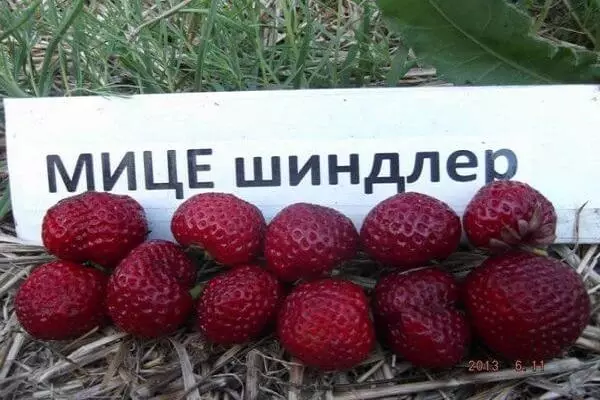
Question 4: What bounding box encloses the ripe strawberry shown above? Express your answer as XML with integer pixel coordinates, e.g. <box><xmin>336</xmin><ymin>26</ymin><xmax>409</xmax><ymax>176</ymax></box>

<box><xmin>15</xmin><ymin>260</ymin><xmax>108</xmax><ymax>340</ymax></box>
<box><xmin>373</xmin><ymin>267</ymin><xmax>459</xmax><ymax>322</ymax></box>
<box><xmin>171</xmin><ymin>192</ymin><xmax>266</xmax><ymax>266</ymax></box>
<box><xmin>277</xmin><ymin>278</ymin><xmax>375</xmax><ymax>371</ymax></box>
<box><xmin>106</xmin><ymin>240</ymin><xmax>197</xmax><ymax>338</ymax></box>
<box><xmin>124</xmin><ymin>239</ymin><xmax>197</xmax><ymax>287</ymax></box>
<box><xmin>373</xmin><ymin>267</ymin><xmax>470</xmax><ymax>368</ymax></box>
<box><xmin>360</xmin><ymin>192</ymin><xmax>461</xmax><ymax>268</ymax></box>
<box><xmin>462</xmin><ymin>180</ymin><xmax>557</xmax><ymax>250</ymax></box>
<box><xmin>386</xmin><ymin>305</ymin><xmax>471</xmax><ymax>369</ymax></box>
<box><xmin>42</xmin><ymin>191</ymin><xmax>148</xmax><ymax>268</ymax></box>
<box><xmin>463</xmin><ymin>251</ymin><xmax>590</xmax><ymax>362</ymax></box>
<box><xmin>264</xmin><ymin>203</ymin><xmax>359</xmax><ymax>282</ymax></box>
<box><xmin>197</xmin><ymin>264</ymin><xmax>284</xmax><ymax>344</ymax></box>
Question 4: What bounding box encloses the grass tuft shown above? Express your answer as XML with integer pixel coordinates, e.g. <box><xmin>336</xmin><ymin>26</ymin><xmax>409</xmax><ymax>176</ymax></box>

<box><xmin>0</xmin><ymin>0</ymin><xmax>416</xmax><ymax>97</ymax></box>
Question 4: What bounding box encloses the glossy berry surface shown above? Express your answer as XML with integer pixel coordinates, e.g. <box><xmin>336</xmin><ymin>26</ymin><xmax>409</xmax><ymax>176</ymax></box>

<box><xmin>15</xmin><ymin>260</ymin><xmax>108</xmax><ymax>340</ymax></box>
<box><xmin>463</xmin><ymin>251</ymin><xmax>590</xmax><ymax>361</ymax></box>
<box><xmin>42</xmin><ymin>191</ymin><xmax>148</xmax><ymax>268</ymax></box>
<box><xmin>360</xmin><ymin>192</ymin><xmax>461</xmax><ymax>268</ymax></box>
<box><xmin>463</xmin><ymin>180</ymin><xmax>557</xmax><ymax>249</ymax></box>
<box><xmin>106</xmin><ymin>241</ymin><xmax>196</xmax><ymax>338</ymax></box>
<box><xmin>264</xmin><ymin>203</ymin><xmax>359</xmax><ymax>282</ymax></box>
<box><xmin>373</xmin><ymin>267</ymin><xmax>470</xmax><ymax>368</ymax></box>
<box><xmin>373</xmin><ymin>267</ymin><xmax>459</xmax><ymax>321</ymax></box>
<box><xmin>386</xmin><ymin>305</ymin><xmax>471</xmax><ymax>369</ymax></box>
<box><xmin>197</xmin><ymin>264</ymin><xmax>284</xmax><ymax>344</ymax></box>
<box><xmin>277</xmin><ymin>278</ymin><xmax>375</xmax><ymax>371</ymax></box>
<box><xmin>171</xmin><ymin>192</ymin><xmax>266</xmax><ymax>266</ymax></box>
<box><xmin>124</xmin><ymin>239</ymin><xmax>197</xmax><ymax>287</ymax></box>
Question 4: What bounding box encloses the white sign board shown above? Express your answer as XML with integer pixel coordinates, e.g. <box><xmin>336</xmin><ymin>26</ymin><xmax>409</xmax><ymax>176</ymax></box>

<box><xmin>4</xmin><ymin>85</ymin><xmax>600</xmax><ymax>245</ymax></box>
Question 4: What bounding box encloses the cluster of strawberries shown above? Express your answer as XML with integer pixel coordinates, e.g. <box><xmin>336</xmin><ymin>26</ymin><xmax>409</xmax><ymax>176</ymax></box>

<box><xmin>14</xmin><ymin>180</ymin><xmax>591</xmax><ymax>371</ymax></box>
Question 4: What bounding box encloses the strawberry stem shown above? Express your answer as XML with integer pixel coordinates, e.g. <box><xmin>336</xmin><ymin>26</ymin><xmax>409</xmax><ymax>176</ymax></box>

<box><xmin>189</xmin><ymin>283</ymin><xmax>205</xmax><ymax>300</ymax></box>
<box><xmin>185</xmin><ymin>244</ymin><xmax>213</xmax><ymax>262</ymax></box>
<box><xmin>85</xmin><ymin>261</ymin><xmax>110</xmax><ymax>274</ymax></box>
<box><xmin>517</xmin><ymin>244</ymin><xmax>548</xmax><ymax>257</ymax></box>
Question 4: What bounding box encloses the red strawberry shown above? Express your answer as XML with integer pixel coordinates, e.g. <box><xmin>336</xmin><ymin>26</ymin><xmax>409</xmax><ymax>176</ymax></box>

<box><xmin>42</xmin><ymin>191</ymin><xmax>148</xmax><ymax>268</ymax></box>
<box><xmin>171</xmin><ymin>192</ymin><xmax>266</xmax><ymax>266</ymax></box>
<box><xmin>124</xmin><ymin>239</ymin><xmax>197</xmax><ymax>287</ymax></box>
<box><xmin>386</xmin><ymin>305</ymin><xmax>471</xmax><ymax>369</ymax></box>
<box><xmin>463</xmin><ymin>251</ymin><xmax>590</xmax><ymax>362</ymax></box>
<box><xmin>360</xmin><ymin>192</ymin><xmax>461</xmax><ymax>268</ymax></box>
<box><xmin>373</xmin><ymin>267</ymin><xmax>459</xmax><ymax>321</ymax></box>
<box><xmin>462</xmin><ymin>180</ymin><xmax>557</xmax><ymax>250</ymax></box>
<box><xmin>15</xmin><ymin>260</ymin><xmax>108</xmax><ymax>340</ymax></box>
<box><xmin>106</xmin><ymin>240</ymin><xmax>196</xmax><ymax>338</ymax></box>
<box><xmin>197</xmin><ymin>264</ymin><xmax>284</xmax><ymax>344</ymax></box>
<box><xmin>373</xmin><ymin>267</ymin><xmax>470</xmax><ymax>368</ymax></box>
<box><xmin>264</xmin><ymin>203</ymin><xmax>359</xmax><ymax>282</ymax></box>
<box><xmin>277</xmin><ymin>278</ymin><xmax>375</xmax><ymax>371</ymax></box>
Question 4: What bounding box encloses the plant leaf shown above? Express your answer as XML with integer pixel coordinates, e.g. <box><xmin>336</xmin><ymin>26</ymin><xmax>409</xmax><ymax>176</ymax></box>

<box><xmin>567</xmin><ymin>0</ymin><xmax>600</xmax><ymax>50</ymax></box>
<box><xmin>385</xmin><ymin>46</ymin><xmax>412</xmax><ymax>86</ymax></box>
<box><xmin>377</xmin><ymin>0</ymin><xmax>600</xmax><ymax>84</ymax></box>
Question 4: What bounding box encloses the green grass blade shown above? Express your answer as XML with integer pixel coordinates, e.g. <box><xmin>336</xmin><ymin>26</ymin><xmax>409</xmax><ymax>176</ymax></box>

<box><xmin>37</xmin><ymin>0</ymin><xmax>86</xmax><ymax>96</ymax></box>
<box><xmin>0</xmin><ymin>183</ymin><xmax>12</xmax><ymax>221</ymax></box>
<box><xmin>291</xmin><ymin>1</ymin><xmax>312</xmax><ymax>88</ymax></box>
<box><xmin>0</xmin><ymin>0</ymin><xmax>42</xmax><ymax>42</ymax></box>
<box><xmin>194</xmin><ymin>0</ymin><xmax>219</xmax><ymax>91</ymax></box>
<box><xmin>0</xmin><ymin>50</ymin><xmax>30</xmax><ymax>97</ymax></box>
<box><xmin>70</xmin><ymin>18</ymin><xmax>84</xmax><ymax>92</ymax></box>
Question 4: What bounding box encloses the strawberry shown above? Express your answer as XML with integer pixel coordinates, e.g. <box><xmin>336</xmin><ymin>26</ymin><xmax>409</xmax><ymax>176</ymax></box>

<box><xmin>106</xmin><ymin>240</ymin><xmax>197</xmax><ymax>338</ymax></box>
<box><xmin>373</xmin><ymin>267</ymin><xmax>470</xmax><ymax>368</ymax></box>
<box><xmin>124</xmin><ymin>239</ymin><xmax>197</xmax><ymax>287</ymax></box>
<box><xmin>360</xmin><ymin>192</ymin><xmax>461</xmax><ymax>268</ymax></box>
<box><xmin>276</xmin><ymin>278</ymin><xmax>375</xmax><ymax>371</ymax></box>
<box><xmin>42</xmin><ymin>191</ymin><xmax>148</xmax><ymax>268</ymax></box>
<box><xmin>15</xmin><ymin>260</ymin><xmax>108</xmax><ymax>340</ymax></box>
<box><xmin>386</xmin><ymin>305</ymin><xmax>471</xmax><ymax>369</ymax></box>
<box><xmin>462</xmin><ymin>180</ymin><xmax>557</xmax><ymax>250</ymax></box>
<box><xmin>462</xmin><ymin>251</ymin><xmax>590</xmax><ymax>362</ymax></box>
<box><xmin>196</xmin><ymin>264</ymin><xmax>284</xmax><ymax>344</ymax></box>
<box><xmin>264</xmin><ymin>203</ymin><xmax>359</xmax><ymax>282</ymax></box>
<box><xmin>373</xmin><ymin>267</ymin><xmax>459</xmax><ymax>322</ymax></box>
<box><xmin>171</xmin><ymin>192</ymin><xmax>266</xmax><ymax>266</ymax></box>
